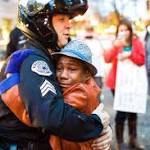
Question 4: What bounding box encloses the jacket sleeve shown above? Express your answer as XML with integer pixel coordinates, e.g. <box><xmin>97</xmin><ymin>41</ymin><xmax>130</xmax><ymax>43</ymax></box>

<box><xmin>19</xmin><ymin>54</ymin><xmax>103</xmax><ymax>142</ymax></box>
<box><xmin>129</xmin><ymin>38</ymin><xmax>145</xmax><ymax>66</ymax></box>
<box><xmin>104</xmin><ymin>45</ymin><xmax>120</xmax><ymax>63</ymax></box>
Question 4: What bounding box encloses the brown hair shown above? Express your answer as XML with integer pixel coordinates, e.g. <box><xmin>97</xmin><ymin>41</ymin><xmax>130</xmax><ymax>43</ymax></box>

<box><xmin>116</xmin><ymin>19</ymin><xmax>133</xmax><ymax>45</ymax></box>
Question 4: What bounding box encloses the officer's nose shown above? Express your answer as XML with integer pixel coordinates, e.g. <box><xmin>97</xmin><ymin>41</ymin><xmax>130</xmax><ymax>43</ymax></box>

<box><xmin>65</xmin><ymin>20</ymin><xmax>72</xmax><ymax>30</ymax></box>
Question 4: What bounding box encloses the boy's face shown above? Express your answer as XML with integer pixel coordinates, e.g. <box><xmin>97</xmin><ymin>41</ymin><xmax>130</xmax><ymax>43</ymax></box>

<box><xmin>56</xmin><ymin>55</ymin><xmax>90</xmax><ymax>91</ymax></box>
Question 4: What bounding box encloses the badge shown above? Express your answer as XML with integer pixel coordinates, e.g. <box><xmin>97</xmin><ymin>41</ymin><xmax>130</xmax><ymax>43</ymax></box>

<box><xmin>40</xmin><ymin>80</ymin><xmax>56</xmax><ymax>97</ymax></box>
<box><xmin>31</xmin><ymin>60</ymin><xmax>52</xmax><ymax>76</ymax></box>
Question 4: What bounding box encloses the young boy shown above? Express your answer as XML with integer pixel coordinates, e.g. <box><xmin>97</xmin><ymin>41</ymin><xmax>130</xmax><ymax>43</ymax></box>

<box><xmin>50</xmin><ymin>40</ymin><xmax>109</xmax><ymax>150</ymax></box>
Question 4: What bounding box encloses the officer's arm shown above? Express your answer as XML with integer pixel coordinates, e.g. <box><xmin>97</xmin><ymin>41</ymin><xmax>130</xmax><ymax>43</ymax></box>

<box><xmin>19</xmin><ymin>55</ymin><xmax>103</xmax><ymax>142</ymax></box>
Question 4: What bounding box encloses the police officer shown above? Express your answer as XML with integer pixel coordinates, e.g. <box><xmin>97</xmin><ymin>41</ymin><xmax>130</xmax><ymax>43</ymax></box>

<box><xmin>0</xmin><ymin>0</ymin><xmax>112</xmax><ymax>149</ymax></box>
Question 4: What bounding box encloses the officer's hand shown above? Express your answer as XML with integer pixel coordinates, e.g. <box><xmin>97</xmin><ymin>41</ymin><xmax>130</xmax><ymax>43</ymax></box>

<box><xmin>91</xmin><ymin>126</ymin><xmax>112</xmax><ymax>150</ymax></box>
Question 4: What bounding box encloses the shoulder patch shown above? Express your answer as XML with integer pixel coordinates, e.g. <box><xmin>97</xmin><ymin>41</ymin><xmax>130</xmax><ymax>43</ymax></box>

<box><xmin>31</xmin><ymin>60</ymin><xmax>52</xmax><ymax>76</ymax></box>
<box><xmin>40</xmin><ymin>80</ymin><xmax>56</xmax><ymax>97</ymax></box>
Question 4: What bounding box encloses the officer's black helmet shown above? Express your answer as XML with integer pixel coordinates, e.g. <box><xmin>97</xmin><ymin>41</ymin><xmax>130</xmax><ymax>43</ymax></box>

<box><xmin>17</xmin><ymin>0</ymin><xmax>88</xmax><ymax>49</ymax></box>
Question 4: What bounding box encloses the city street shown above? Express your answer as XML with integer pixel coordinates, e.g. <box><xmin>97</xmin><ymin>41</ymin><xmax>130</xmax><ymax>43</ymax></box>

<box><xmin>102</xmin><ymin>87</ymin><xmax>150</xmax><ymax>150</ymax></box>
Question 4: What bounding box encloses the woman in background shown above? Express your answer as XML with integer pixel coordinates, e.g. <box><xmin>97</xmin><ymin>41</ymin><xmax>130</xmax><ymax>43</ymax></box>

<box><xmin>104</xmin><ymin>19</ymin><xmax>145</xmax><ymax>150</ymax></box>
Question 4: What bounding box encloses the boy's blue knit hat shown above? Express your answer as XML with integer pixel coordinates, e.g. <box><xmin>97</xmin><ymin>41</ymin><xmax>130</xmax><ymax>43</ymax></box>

<box><xmin>52</xmin><ymin>40</ymin><xmax>97</xmax><ymax>75</ymax></box>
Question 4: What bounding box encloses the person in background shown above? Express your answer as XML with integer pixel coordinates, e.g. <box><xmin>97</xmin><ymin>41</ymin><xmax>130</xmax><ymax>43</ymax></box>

<box><xmin>0</xmin><ymin>27</ymin><xmax>27</xmax><ymax>80</ymax></box>
<box><xmin>83</xmin><ymin>26</ymin><xmax>105</xmax><ymax>89</ymax></box>
<box><xmin>0</xmin><ymin>0</ymin><xmax>112</xmax><ymax>149</ymax></box>
<box><xmin>145</xmin><ymin>22</ymin><xmax>150</xmax><ymax>96</ymax></box>
<box><xmin>104</xmin><ymin>19</ymin><xmax>145</xmax><ymax>150</ymax></box>
<box><xmin>6</xmin><ymin>27</ymin><xmax>27</xmax><ymax>58</ymax></box>
<box><xmin>50</xmin><ymin>39</ymin><xmax>110</xmax><ymax>150</ymax></box>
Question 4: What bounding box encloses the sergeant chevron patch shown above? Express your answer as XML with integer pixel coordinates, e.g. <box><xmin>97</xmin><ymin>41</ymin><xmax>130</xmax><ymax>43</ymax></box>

<box><xmin>40</xmin><ymin>80</ymin><xmax>56</xmax><ymax>97</ymax></box>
